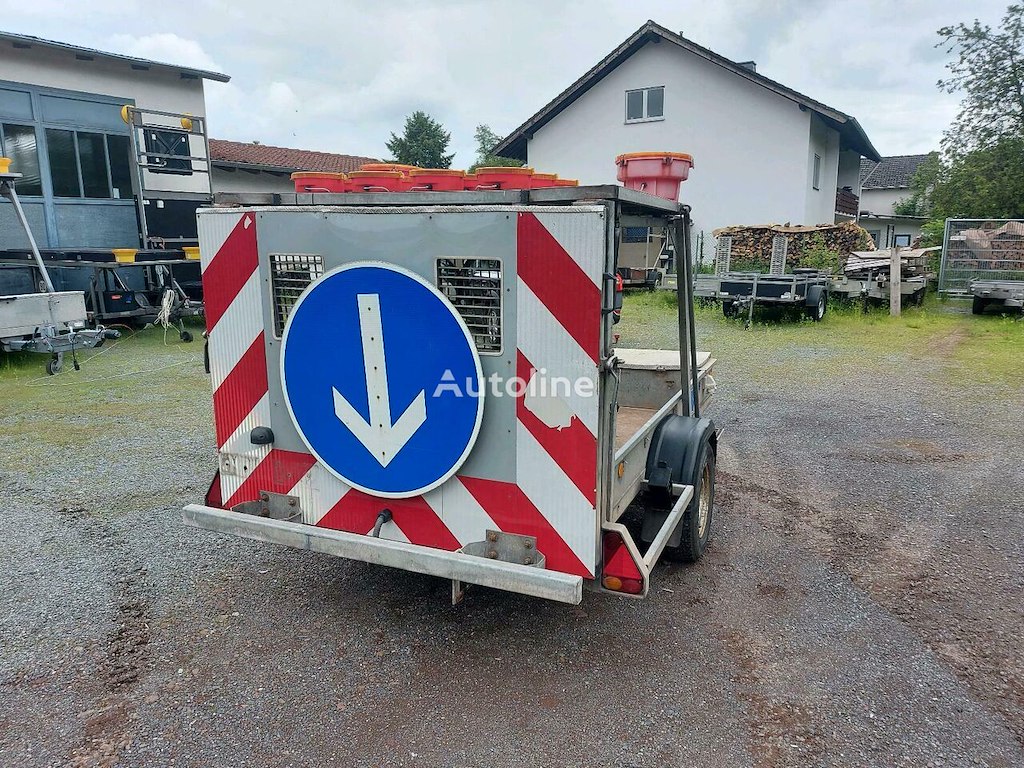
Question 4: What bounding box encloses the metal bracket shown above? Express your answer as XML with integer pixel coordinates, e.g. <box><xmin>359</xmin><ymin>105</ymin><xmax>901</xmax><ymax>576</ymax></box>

<box><xmin>232</xmin><ymin>491</ymin><xmax>302</xmax><ymax>522</ymax></box>
<box><xmin>453</xmin><ymin>530</ymin><xmax>546</xmax><ymax>604</ymax></box>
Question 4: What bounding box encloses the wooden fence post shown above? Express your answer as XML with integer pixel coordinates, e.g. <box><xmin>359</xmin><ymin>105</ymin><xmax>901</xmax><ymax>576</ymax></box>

<box><xmin>890</xmin><ymin>244</ymin><xmax>902</xmax><ymax>317</ymax></box>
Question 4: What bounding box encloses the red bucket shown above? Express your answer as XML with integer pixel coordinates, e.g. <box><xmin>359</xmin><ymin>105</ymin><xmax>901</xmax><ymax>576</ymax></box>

<box><xmin>407</xmin><ymin>168</ymin><xmax>465</xmax><ymax>191</ymax></box>
<box><xmin>291</xmin><ymin>172</ymin><xmax>347</xmax><ymax>193</ymax></box>
<box><xmin>615</xmin><ymin>152</ymin><xmax>693</xmax><ymax>201</ymax></box>
<box><xmin>359</xmin><ymin>162</ymin><xmax>419</xmax><ymax>174</ymax></box>
<box><xmin>472</xmin><ymin>166</ymin><xmax>534</xmax><ymax>190</ymax></box>
<box><xmin>348</xmin><ymin>170</ymin><xmax>408</xmax><ymax>192</ymax></box>
<box><xmin>530</xmin><ymin>172</ymin><xmax>559</xmax><ymax>189</ymax></box>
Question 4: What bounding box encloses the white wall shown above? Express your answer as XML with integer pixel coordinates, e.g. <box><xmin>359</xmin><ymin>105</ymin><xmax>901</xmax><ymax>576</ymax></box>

<box><xmin>524</xmin><ymin>41</ymin><xmax>836</xmax><ymax>237</ymax></box>
<box><xmin>805</xmin><ymin>114</ymin><xmax>839</xmax><ymax>224</ymax></box>
<box><xmin>211</xmin><ymin>167</ymin><xmax>295</xmax><ymax>194</ymax></box>
<box><xmin>859</xmin><ymin>216</ymin><xmax>923</xmax><ymax>248</ymax></box>
<box><xmin>837</xmin><ymin>150</ymin><xmax>862</xmax><ymax>195</ymax></box>
<box><xmin>0</xmin><ymin>44</ymin><xmax>210</xmax><ymax>196</ymax></box>
<box><xmin>859</xmin><ymin>187</ymin><xmax>911</xmax><ymax>217</ymax></box>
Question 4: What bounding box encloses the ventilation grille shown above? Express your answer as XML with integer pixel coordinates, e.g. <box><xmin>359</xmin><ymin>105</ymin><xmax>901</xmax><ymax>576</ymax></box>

<box><xmin>436</xmin><ymin>258</ymin><xmax>502</xmax><ymax>354</ymax></box>
<box><xmin>270</xmin><ymin>253</ymin><xmax>324</xmax><ymax>337</ymax></box>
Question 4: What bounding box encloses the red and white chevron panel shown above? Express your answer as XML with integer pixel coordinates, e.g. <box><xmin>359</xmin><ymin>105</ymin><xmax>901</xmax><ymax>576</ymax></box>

<box><xmin>201</xmin><ymin>209</ymin><xmax>604</xmax><ymax>579</ymax></box>
<box><xmin>199</xmin><ymin>212</ymin><xmax>273</xmax><ymax>508</ymax></box>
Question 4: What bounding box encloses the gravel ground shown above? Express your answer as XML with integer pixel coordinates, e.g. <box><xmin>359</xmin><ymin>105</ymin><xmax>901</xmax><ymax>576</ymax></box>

<box><xmin>0</xmin><ymin>304</ymin><xmax>1022</xmax><ymax>768</ymax></box>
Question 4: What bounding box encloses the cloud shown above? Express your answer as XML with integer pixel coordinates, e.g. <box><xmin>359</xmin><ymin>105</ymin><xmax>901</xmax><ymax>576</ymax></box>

<box><xmin>0</xmin><ymin>0</ymin><xmax>1013</xmax><ymax>163</ymax></box>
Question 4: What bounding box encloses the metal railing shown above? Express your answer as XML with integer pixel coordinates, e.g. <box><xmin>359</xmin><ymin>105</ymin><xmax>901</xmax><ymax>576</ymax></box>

<box><xmin>939</xmin><ymin>219</ymin><xmax>1024</xmax><ymax>294</ymax></box>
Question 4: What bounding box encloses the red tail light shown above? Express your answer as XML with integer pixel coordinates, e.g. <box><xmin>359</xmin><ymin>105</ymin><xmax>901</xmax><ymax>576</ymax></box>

<box><xmin>602</xmin><ymin>529</ymin><xmax>646</xmax><ymax>596</ymax></box>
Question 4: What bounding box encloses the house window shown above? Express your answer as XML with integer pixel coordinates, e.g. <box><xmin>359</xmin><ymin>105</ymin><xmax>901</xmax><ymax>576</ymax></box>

<box><xmin>625</xmin><ymin>87</ymin><xmax>665</xmax><ymax>122</ymax></box>
<box><xmin>0</xmin><ymin>123</ymin><xmax>42</xmax><ymax>196</ymax></box>
<box><xmin>144</xmin><ymin>128</ymin><xmax>192</xmax><ymax>174</ymax></box>
<box><xmin>893</xmin><ymin>234</ymin><xmax>912</xmax><ymax>247</ymax></box>
<box><xmin>812</xmin><ymin>154</ymin><xmax>821</xmax><ymax>190</ymax></box>
<box><xmin>867</xmin><ymin>230</ymin><xmax>881</xmax><ymax>247</ymax></box>
<box><xmin>45</xmin><ymin>128</ymin><xmax>133</xmax><ymax>199</ymax></box>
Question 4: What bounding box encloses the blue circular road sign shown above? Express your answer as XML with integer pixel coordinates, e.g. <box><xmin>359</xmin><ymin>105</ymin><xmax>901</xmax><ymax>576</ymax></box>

<box><xmin>281</xmin><ymin>263</ymin><xmax>484</xmax><ymax>498</ymax></box>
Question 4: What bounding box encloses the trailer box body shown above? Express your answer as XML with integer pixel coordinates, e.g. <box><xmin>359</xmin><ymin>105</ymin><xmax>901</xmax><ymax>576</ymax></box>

<box><xmin>187</xmin><ymin>187</ymin><xmax>715</xmax><ymax>604</ymax></box>
<box><xmin>198</xmin><ymin>204</ymin><xmax>611</xmax><ymax>582</ymax></box>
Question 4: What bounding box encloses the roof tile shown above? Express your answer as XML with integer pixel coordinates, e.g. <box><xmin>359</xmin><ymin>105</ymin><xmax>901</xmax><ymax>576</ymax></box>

<box><xmin>209</xmin><ymin>139</ymin><xmax>377</xmax><ymax>173</ymax></box>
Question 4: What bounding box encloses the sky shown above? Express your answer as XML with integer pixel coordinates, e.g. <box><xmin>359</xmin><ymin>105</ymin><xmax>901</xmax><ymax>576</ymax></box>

<box><xmin>0</xmin><ymin>0</ymin><xmax>1011</xmax><ymax>167</ymax></box>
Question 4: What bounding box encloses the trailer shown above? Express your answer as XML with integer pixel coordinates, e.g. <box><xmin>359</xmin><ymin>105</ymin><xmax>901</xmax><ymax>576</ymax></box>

<box><xmin>829</xmin><ymin>273</ymin><xmax>928</xmax><ymax>305</ymax></box>
<box><xmin>183</xmin><ymin>184</ymin><xmax>718</xmax><ymax>604</ymax></box>
<box><xmin>695</xmin><ymin>270</ymin><xmax>830</xmax><ymax>323</ymax></box>
<box><xmin>940</xmin><ymin>219</ymin><xmax>1024</xmax><ymax>314</ymax></box>
<box><xmin>0</xmin><ymin>247</ymin><xmax>202</xmax><ymax>337</ymax></box>
<box><xmin>1</xmin><ymin>163</ymin><xmax>114</xmax><ymax>373</ymax></box>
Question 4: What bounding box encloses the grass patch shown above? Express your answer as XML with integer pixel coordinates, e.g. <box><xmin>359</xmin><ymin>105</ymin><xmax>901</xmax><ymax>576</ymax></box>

<box><xmin>0</xmin><ymin>320</ymin><xmax>210</xmax><ymax>433</ymax></box>
<box><xmin>617</xmin><ymin>290</ymin><xmax>1024</xmax><ymax>392</ymax></box>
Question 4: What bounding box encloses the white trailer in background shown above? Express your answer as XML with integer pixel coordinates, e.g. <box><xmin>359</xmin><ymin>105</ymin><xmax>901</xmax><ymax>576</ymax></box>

<box><xmin>0</xmin><ymin>164</ymin><xmax>113</xmax><ymax>374</ymax></box>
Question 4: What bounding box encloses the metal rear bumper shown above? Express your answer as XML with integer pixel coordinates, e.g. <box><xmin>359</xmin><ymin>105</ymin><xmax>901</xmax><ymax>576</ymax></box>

<box><xmin>182</xmin><ymin>504</ymin><xmax>584</xmax><ymax>604</ymax></box>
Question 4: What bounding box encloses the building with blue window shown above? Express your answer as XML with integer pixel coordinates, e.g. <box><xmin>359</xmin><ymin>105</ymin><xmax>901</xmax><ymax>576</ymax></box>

<box><xmin>0</xmin><ymin>31</ymin><xmax>229</xmax><ymax>250</ymax></box>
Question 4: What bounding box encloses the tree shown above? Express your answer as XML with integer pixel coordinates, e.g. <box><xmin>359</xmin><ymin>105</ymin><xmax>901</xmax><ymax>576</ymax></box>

<box><xmin>468</xmin><ymin>124</ymin><xmax>523</xmax><ymax>172</ymax></box>
<box><xmin>908</xmin><ymin>4</ymin><xmax>1024</xmax><ymax>238</ymax></box>
<box><xmin>937</xmin><ymin>4</ymin><xmax>1024</xmax><ymax>155</ymax></box>
<box><xmin>385</xmin><ymin>111</ymin><xmax>454</xmax><ymax>168</ymax></box>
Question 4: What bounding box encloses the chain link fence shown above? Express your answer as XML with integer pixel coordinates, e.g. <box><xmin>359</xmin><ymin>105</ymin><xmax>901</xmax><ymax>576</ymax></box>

<box><xmin>939</xmin><ymin>219</ymin><xmax>1024</xmax><ymax>294</ymax></box>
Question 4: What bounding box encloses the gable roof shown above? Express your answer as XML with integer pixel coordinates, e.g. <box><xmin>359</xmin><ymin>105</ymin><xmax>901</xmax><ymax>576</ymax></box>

<box><xmin>208</xmin><ymin>139</ymin><xmax>377</xmax><ymax>174</ymax></box>
<box><xmin>859</xmin><ymin>154</ymin><xmax>931</xmax><ymax>189</ymax></box>
<box><xmin>494</xmin><ymin>20</ymin><xmax>880</xmax><ymax>163</ymax></box>
<box><xmin>0</xmin><ymin>30</ymin><xmax>230</xmax><ymax>82</ymax></box>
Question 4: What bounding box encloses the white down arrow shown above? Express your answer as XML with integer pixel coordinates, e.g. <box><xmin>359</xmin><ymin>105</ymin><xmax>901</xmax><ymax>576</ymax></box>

<box><xmin>332</xmin><ymin>293</ymin><xmax>426</xmax><ymax>467</ymax></box>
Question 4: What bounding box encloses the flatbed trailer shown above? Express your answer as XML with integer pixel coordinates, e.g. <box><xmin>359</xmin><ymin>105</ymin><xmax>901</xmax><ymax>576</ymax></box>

<box><xmin>829</xmin><ymin>273</ymin><xmax>928</xmax><ymax>305</ymax></box>
<box><xmin>694</xmin><ymin>269</ymin><xmax>830</xmax><ymax>324</ymax></box>
<box><xmin>183</xmin><ymin>184</ymin><xmax>719</xmax><ymax>604</ymax></box>
<box><xmin>969</xmin><ymin>279</ymin><xmax>1024</xmax><ymax>314</ymax></box>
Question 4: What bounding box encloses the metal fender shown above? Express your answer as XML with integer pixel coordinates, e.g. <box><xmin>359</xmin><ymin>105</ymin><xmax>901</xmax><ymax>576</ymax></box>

<box><xmin>641</xmin><ymin>415</ymin><xmax>717</xmax><ymax>547</ymax></box>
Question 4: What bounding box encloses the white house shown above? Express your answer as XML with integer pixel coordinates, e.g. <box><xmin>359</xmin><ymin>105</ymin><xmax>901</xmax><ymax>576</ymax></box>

<box><xmin>495</xmin><ymin>21</ymin><xmax>880</xmax><ymax>258</ymax></box>
<box><xmin>0</xmin><ymin>30</ymin><xmax>228</xmax><ymax>249</ymax></box>
<box><xmin>858</xmin><ymin>154</ymin><xmax>932</xmax><ymax>247</ymax></box>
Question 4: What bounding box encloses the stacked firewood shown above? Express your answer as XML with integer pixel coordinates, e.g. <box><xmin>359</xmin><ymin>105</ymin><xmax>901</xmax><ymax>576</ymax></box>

<box><xmin>712</xmin><ymin>221</ymin><xmax>875</xmax><ymax>273</ymax></box>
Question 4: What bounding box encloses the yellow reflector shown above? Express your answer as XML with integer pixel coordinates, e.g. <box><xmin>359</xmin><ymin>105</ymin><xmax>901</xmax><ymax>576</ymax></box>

<box><xmin>0</xmin><ymin>157</ymin><xmax>11</xmax><ymax>174</ymax></box>
<box><xmin>602</xmin><ymin>576</ymin><xmax>623</xmax><ymax>591</ymax></box>
<box><xmin>182</xmin><ymin>246</ymin><xmax>200</xmax><ymax>260</ymax></box>
<box><xmin>112</xmin><ymin>248</ymin><xmax>137</xmax><ymax>263</ymax></box>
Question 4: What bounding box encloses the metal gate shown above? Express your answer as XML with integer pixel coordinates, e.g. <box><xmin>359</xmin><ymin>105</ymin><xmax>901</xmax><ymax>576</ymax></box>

<box><xmin>939</xmin><ymin>219</ymin><xmax>1024</xmax><ymax>294</ymax></box>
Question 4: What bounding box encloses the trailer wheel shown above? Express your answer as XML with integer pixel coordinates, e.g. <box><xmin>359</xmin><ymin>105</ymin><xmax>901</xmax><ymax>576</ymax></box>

<box><xmin>180</xmin><ymin>330</ymin><xmax>194</xmax><ymax>343</ymax></box>
<box><xmin>805</xmin><ymin>286</ymin><xmax>827</xmax><ymax>321</ymax></box>
<box><xmin>663</xmin><ymin>443</ymin><xmax>716</xmax><ymax>562</ymax></box>
<box><xmin>722</xmin><ymin>300</ymin><xmax>738</xmax><ymax>318</ymax></box>
<box><xmin>46</xmin><ymin>355</ymin><xmax>63</xmax><ymax>376</ymax></box>
<box><xmin>972</xmin><ymin>296</ymin><xmax>988</xmax><ymax>315</ymax></box>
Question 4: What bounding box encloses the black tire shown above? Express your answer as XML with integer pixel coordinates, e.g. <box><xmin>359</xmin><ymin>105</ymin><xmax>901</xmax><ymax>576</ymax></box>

<box><xmin>805</xmin><ymin>287</ymin><xmax>828</xmax><ymax>321</ymax></box>
<box><xmin>972</xmin><ymin>296</ymin><xmax>987</xmax><ymax>315</ymax></box>
<box><xmin>46</xmin><ymin>357</ymin><xmax>62</xmax><ymax>376</ymax></box>
<box><xmin>663</xmin><ymin>443</ymin><xmax>716</xmax><ymax>562</ymax></box>
<box><xmin>180</xmin><ymin>330</ymin><xmax>194</xmax><ymax>343</ymax></box>
<box><xmin>722</xmin><ymin>300</ymin><xmax>737</xmax><ymax>318</ymax></box>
